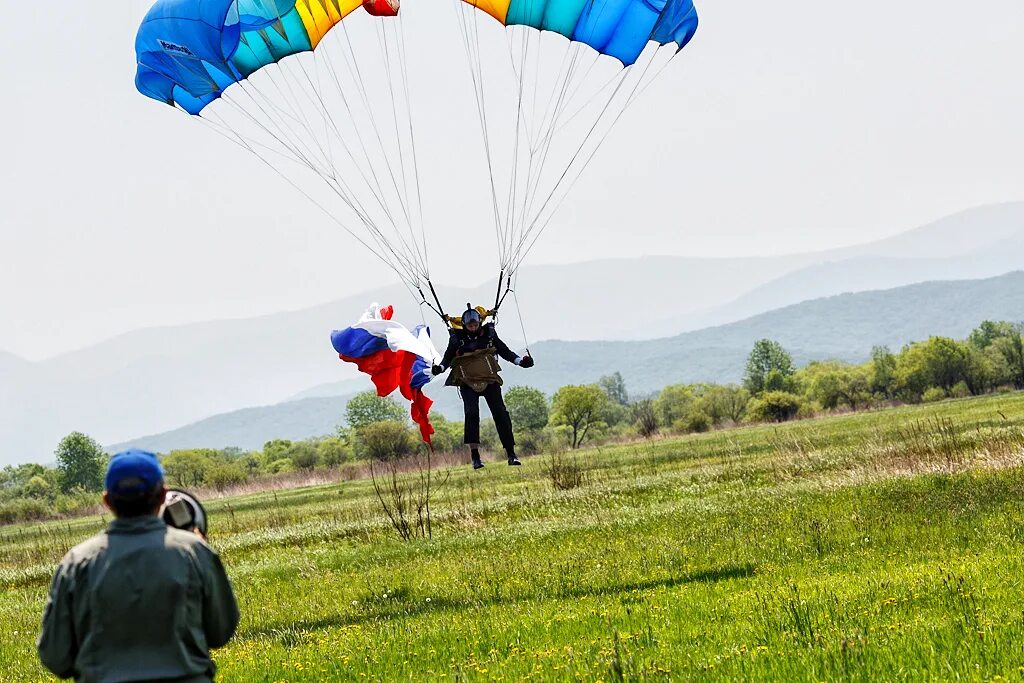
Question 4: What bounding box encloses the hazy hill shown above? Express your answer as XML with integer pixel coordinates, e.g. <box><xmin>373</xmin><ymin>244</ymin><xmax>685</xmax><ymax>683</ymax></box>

<box><xmin>113</xmin><ymin>272</ymin><xmax>1024</xmax><ymax>453</ymax></box>
<box><xmin>620</xmin><ymin>203</ymin><xmax>1024</xmax><ymax>337</ymax></box>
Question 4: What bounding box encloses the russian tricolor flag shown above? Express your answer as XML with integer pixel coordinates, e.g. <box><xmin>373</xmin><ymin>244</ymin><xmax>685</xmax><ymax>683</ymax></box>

<box><xmin>330</xmin><ymin>304</ymin><xmax>441</xmax><ymax>444</ymax></box>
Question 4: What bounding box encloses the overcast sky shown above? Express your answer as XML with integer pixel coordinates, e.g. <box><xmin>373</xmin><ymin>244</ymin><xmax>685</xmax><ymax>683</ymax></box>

<box><xmin>1</xmin><ymin>1</ymin><xmax>1022</xmax><ymax>360</ymax></box>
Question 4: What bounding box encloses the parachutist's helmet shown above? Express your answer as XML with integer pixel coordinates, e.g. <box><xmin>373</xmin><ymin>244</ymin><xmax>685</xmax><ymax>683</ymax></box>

<box><xmin>462</xmin><ymin>306</ymin><xmax>482</xmax><ymax>327</ymax></box>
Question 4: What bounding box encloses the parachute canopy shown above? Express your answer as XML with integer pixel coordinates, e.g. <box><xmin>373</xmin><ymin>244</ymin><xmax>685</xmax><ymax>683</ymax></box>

<box><xmin>135</xmin><ymin>0</ymin><xmax>398</xmax><ymax>115</ymax></box>
<box><xmin>466</xmin><ymin>0</ymin><xmax>697</xmax><ymax>65</ymax></box>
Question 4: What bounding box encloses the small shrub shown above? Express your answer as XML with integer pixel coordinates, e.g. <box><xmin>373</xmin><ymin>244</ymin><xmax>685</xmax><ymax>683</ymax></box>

<box><xmin>922</xmin><ymin>387</ymin><xmax>948</xmax><ymax>403</ymax></box>
<box><xmin>0</xmin><ymin>498</ymin><xmax>51</xmax><ymax>525</ymax></box>
<box><xmin>677</xmin><ymin>411</ymin><xmax>711</xmax><ymax>434</ymax></box>
<box><xmin>545</xmin><ymin>451</ymin><xmax>585</xmax><ymax>491</ymax></box>
<box><xmin>206</xmin><ymin>462</ymin><xmax>248</xmax><ymax>491</ymax></box>
<box><xmin>746</xmin><ymin>391</ymin><xmax>803</xmax><ymax>423</ymax></box>
<box><xmin>950</xmin><ymin>381</ymin><xmax>971</xmax><ymax>399</ymax></box>
<box><xmin>631</xmin><ymin>399</ymin><xmax>659</xmax><ymax>438</ymax></box>
<box><xmin>266</xmin><ymin>458</ymin><xmax>295</xmax><ymax>475</ymax></box>
<box><xmin>360</xmin><ymin>421</ymin><xmax>416</xmax><ymax>461</ymax></box>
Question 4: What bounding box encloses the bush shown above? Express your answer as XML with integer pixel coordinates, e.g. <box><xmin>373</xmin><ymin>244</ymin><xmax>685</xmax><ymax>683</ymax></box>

<box><xmin>631</xmin><ymin>400</ymin><xmax>659</xmax><ymax>438</ymax></box>
<box><xmin>286</xmin><ymin>442</ymin><xmax>319</xmax><ymax>471</ymax></box>
<box><xmin>266</xmin><ymin>458</ymin><xmax>295</xmax><ymax>475</ymax></box>
<box><xmin>206</xmin><ymin>462</ymin><xmax>248</xmax><ymax>491</ymax></box>
<box><xmin>544</xmin><ymin>451</ymin><xmax>585</xmax><ymax>491</ymax></box>
<box><xmin>673</xmin><ymin>411</ymin><xmax>711</xmax><ymax>434</ymax></box>
<box><xmin>922</xmin><ymin>386</ymin><xmax>948</xmax><ymax>403</ymax></box>
<box><xmin>22</xmin><ymin>475</ymin><xmax>54</xmax><ymax>501</ymax></box>
<box><xmin>950</xmin><ymin>381</ymin><xmax>971</xmax><ymax>399</ymax></box>
<box><xmin>316</xmin><ymin>438</ymin><xmax>353</xmax><ymax>467</ymax></box>
<box><xmin>360</xmin><ymin>421</ymin><xmax>416</xmax><ymax>460</ymax></box>
<box><xmin>0</xmin><ymin>498</ymin><xmax>51</xmax><ymax>525</ymax></box>
<box><xmin>746</xmin><ymin>391</ymin><xmax>803</xmax><ymax>423</ymax></box>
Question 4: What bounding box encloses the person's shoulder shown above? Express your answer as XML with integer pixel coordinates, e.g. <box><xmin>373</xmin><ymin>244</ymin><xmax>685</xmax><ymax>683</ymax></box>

<box><xmin>164</xmin><ymin>526</ymin><xmax>218</xmax><ymax>559</ymax></box>
<box><xmin>63</xmin><ymin>531</ymin><xmax>109</xmax><ymax>565</ymax></box>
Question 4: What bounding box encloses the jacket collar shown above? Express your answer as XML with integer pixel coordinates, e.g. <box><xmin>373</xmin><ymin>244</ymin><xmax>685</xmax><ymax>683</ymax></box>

<box><xmin>108</xmin><ymin>515</ymin><xmax>166</xmax><ymax>534</ymax></box>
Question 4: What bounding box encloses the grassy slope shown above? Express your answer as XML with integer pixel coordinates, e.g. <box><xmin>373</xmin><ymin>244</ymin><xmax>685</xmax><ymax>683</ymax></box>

<box><xmin>4</xmin><ymin>394</ymin><xmax>1024</xmax><ymax>681</ymax></box>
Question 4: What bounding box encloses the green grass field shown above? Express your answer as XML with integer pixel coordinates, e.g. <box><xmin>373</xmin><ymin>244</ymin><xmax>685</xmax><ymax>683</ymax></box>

<box><xmin>4</xmin><ymin>394</ymin><xmax>1024</xmax><ymax>681</ymax></box>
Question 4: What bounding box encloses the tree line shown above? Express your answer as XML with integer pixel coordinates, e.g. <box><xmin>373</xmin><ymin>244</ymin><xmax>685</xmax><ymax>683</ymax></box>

<box><xmin>3</xmin><ymin>320</ymin><xmax>1023</xmax><ymax>525</ymax></box>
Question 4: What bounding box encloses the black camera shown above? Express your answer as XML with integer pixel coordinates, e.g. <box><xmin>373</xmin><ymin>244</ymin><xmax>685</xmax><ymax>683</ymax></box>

<box><xmin>159</xmin><ymin>489</ymin><xmax>208</xmax><ymax>537</ymax></box>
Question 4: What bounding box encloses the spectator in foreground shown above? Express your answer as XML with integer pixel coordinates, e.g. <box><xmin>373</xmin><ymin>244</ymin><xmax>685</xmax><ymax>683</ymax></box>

<box><xmin>38</xmin><ymin>449</ymin><xmax>239</xmax><ymax>683</ymax></box>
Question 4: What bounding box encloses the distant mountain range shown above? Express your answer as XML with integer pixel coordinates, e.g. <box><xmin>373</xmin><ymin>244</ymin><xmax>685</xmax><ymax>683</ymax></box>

<box><xmin>113</xmin><ymin>271</ymin><xmax>1024</xmax><ymax>453</ymax></box>
<box><xmin>5</xmin><ymin>202</ymin><xmax>1024</xmax><ymax>463</ymax></box>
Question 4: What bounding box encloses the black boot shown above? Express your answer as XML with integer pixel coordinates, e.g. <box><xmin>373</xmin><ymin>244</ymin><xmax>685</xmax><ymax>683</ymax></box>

<box><xmin>506</xmin><ymin>450</ymin><xmax>522</xmax><ymax>466</ymax></box>
<box><xmin>471</xmin><ymin>448</ymin><xmax>484</xmax><ymax>470</ymax></box>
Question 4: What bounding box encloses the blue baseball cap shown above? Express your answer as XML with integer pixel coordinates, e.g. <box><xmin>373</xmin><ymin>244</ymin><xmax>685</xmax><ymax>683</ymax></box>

<box><xmin>105</xmin><ymin>449</ymin><xmax>164</xmax><ymax>499</ymax></box>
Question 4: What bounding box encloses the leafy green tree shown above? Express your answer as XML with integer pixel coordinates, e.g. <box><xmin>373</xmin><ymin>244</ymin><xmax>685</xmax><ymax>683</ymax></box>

<box><xmin>344</xmin><ymin>391</ymin><xmax>406</xmax><ymax>431</ymax></box>
<box><xmin>869</xmin><ymin>346</ymin><xmax>897</xmax><ymax>398</ymax></box>
<box><xmin>597</xmin><ymin>372</ymin><xmax>629</xmax><ymax>406</ymax></box>
<box><xmin>359</xmin><ymin>421</ymin><xmax>416</xmax><ymax>460</ymax></box>
<box><xmin>550</xmin><ymin>385</ymin><xmax>610</xmax><ymax>449</ymax></box>
<box><xmin>505</xmin><ymin>386</ymin><xmax>549</xmax><ymax>431</ymax></box>
<box><xmin>205</xmin><ymin>462</ymin><xmax>248</xmax><ymax>491</ymax></box>
<box><xmin>22</xmin><ymin>475</ymin><xmax>54</xmax><ymax>501</ymax></box>
<box><xmin>316</xmin><ymin>437</ymin><xmax>353</xmax><ymax>467</ymax></box>
<box><xmin>744</xmin><ymin>340</ymin><xmax>796</xmax><ymax>395</ymax></box>
<box><xmin>286</xmin><ymin>442</ymin><xmax>319</xmax><ymax>470</ymax></box>
<box><xmin>654</xmin><ymin>385</ymin><xmax>696</xmax><ymax>427</ymax></box>
<box><xmin>894</xmin><ymin>337</ymin><xmax>971</xmax><ymax>401</ymax></box>
<box><xmin>162</xmin><ymin>449</ymin><xmax>221</xmax><ymax>488</ymax></box>
<box><xmin>55</xmin><ymin>432</ymin><xmax>106</xmax><ymax>493</ymax></box>
<box><xmin>968</xmin><ymin>320</ymin><xmax>1019</xmax><ymax>349</ymax></box>
<box><xmin>701</xmin><ymin>385</ymin><xmax>750</xmax><ymax>424</ymax></box>
<box><xmin>1</xmin><ymin>463</ymin><xmax>48</xmax><ymax>492</ymax></box>
<box><xmin>262</xmin><ymin>440</ymin><xmax>294</xmax><ymax>464</ymax></box>
<box><xmin>991</xmin><ymin>330</ymin><xmax>1024</xmax><ymax>388</ymax></box>
<box><xmin>799</xmin><ymin>361</ymin><xmax>871</xmax><ymax>410</ymax></box>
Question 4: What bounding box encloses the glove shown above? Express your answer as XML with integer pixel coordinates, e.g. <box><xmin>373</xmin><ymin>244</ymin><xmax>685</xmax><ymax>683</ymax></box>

<box><xmin>431</xmin><ymin>364</ymin><xmax>444</xmax><ymax>376</ymax></box>
<box><xmin>520</xmin><ymin>356</ymin><xmax>534</xmax><ymax>368</ymax></box>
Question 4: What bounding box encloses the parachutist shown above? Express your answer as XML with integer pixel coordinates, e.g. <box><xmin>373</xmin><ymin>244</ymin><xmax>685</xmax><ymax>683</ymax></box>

<box><xmin>434</xmin><ymin>305</ymin><xmax>534</xmax><ymax>468</ymax></box>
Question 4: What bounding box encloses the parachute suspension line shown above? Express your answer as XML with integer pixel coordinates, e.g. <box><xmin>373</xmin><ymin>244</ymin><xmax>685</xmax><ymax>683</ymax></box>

<box><xmin>318</xmin><ymin>25</ymin><xmax>430</xmax><ymax>281</ymax></box>
<box><xmin>510</xmin><ymin>41</ymin><xmax>588</xmax><ymax>267</ymax></box>
<box><xmin>452</xmin><ymin>0</ymin><xmax>507</xmax><ymax>273</ymax></box>
<box><xmin>285</xmin><ymin>54</ymin><xmax>398</xmax><ymax>242</ymax></box>
<box><xmin>232</xmin><ymin>81</ymin><xmax>330</xmax><ymax>178</ymax></box>
<box><xmin>508</xmin><ymin>46</ymin><xmax>667</xmax><ymax>272</ymax></box>
<box><xmin>221</xmin><ymin>84</ymin><xmax>423</xmax><ymax>282</ymax></box>
<box><xmin>396</xmin><ymin>12</ymin><xmax>430</xmax><ymax>279</ymax></box>
<box><xmin>502</xmin><ymin>27</ymin><xmax>534</xmax><ymax>267</ymax></box>
<box><xmin>511</xmin><ymin>274</ymin><xmax>531</xmax><ymax>356</ymax></box>
<box><xmin>197</xmin><ymin>110</ymin><xmax>420</xmax><ymax>289</ymax></box>
<box><xmin>316</xmin><ymin>45</ymin><xmax>411</xmax><ymax>242</ymax></box>
<box><xmin>376</xmin><ymin>17</ymin><xmax>429</xmax><ymax>279</ymax></box>
<box><xmin>218</xmin><ymin>86</ymin><xmax>426</xmax><ymax>286</ymax></box>
<box><xmin>266</xmin><ymin>62</ymin><xmax>332</xmax><ymax>169</ymax></box>
<box><xmin>337</xmin><ymin>20</ymin><xmax>420</xmax><ymax>256</ymax></box>
<box><xmin>501</xmin><ymin>33</ymin><xmax>528</xmax><ymax>269</ymax></box>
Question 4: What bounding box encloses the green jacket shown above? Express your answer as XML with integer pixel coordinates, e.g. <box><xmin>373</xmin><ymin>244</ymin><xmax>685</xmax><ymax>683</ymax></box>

<box><xmin>37</xmin><ymin>515</ymin><xmax>240</xmax><ymax>683</ymax></box>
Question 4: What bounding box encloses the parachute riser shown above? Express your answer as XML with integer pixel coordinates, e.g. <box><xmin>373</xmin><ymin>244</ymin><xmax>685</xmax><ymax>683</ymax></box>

<box><xmin>418</xmin><ymin>282</ymin><xmax>451</xmax><ymax>328</ymax></box>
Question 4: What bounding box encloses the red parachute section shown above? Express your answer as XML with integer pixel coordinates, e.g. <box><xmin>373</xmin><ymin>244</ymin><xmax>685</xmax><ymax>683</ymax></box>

<box><xmin>362</xmin><ymin>0</ymin><xmax>399</xmax><ymax>17</ymax></box>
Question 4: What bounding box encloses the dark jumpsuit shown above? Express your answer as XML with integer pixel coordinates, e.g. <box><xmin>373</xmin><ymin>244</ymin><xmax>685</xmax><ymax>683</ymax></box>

<box><xmin>440</xmin><ymin>323</ymin><xmax>518</xmax><ymax>452</ymax></box>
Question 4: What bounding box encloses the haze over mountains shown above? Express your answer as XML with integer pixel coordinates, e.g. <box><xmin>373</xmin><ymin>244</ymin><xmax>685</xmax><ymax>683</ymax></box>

<box><xmin>114</xmin><ymin>271</ymin><xmax>1024</xmax><ymax>453</ymax></box>
<box><xmin>4</xmin><ymin>203</ymin><xmax>1024</xmax><ymax>464</ymax></box>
